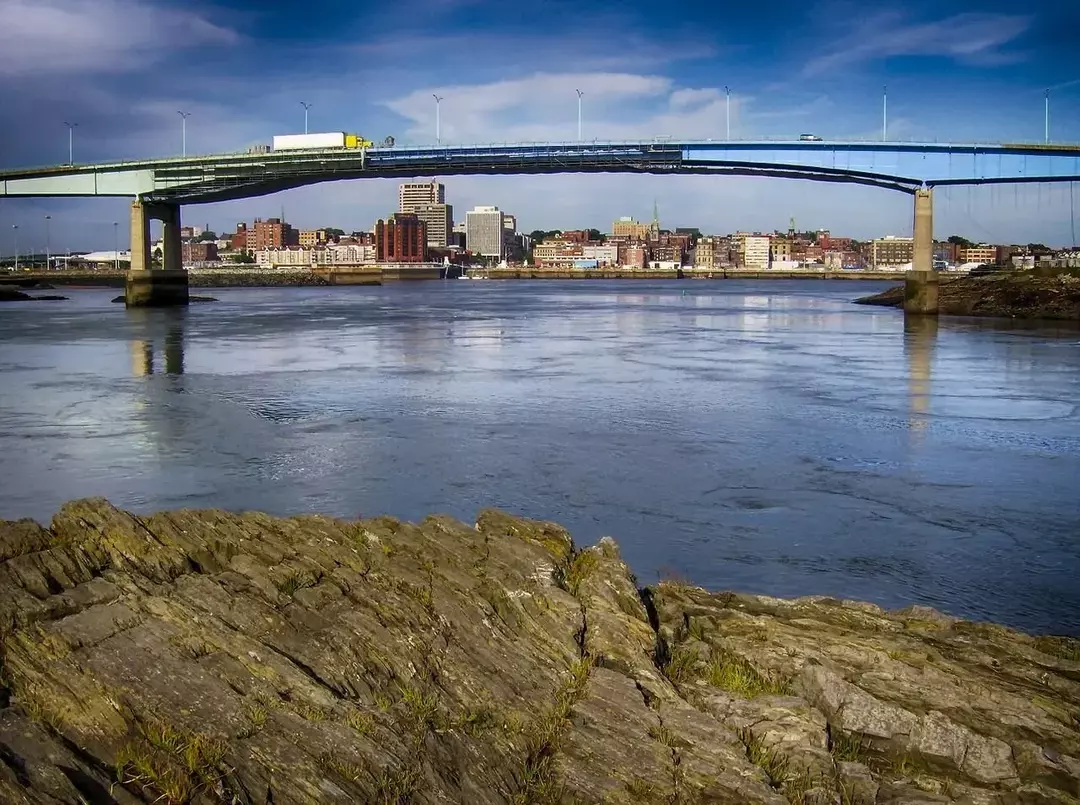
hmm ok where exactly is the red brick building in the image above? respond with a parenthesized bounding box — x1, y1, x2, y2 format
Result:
(375, 214, 427, 262)
(231, 223, 248, 251)
(182, 242, 219, 263)
(250, 218, 298, 250)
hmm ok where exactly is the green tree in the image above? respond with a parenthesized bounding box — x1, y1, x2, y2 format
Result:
(586, 228, 604, 242)
(1026, 243, 1050, 254)
(325, 228, 345, 237)
(947, 235, 972, 247)
(197, 230, 217, 242)
(230, 250, 255, 264)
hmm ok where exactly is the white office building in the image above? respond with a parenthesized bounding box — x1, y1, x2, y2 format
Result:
(466, 205, 506, 258)
(736, 233, 771, 269)
(398, 181, 445, 214)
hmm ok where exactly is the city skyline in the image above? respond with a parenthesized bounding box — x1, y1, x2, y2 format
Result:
(0, 0, 1078, 249)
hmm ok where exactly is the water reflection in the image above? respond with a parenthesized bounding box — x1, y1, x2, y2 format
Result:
(128, 310, 185, 377)
(903, 314, 938, 443)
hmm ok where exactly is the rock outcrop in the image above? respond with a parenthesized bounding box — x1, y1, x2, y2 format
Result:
(855, 273, 1080, 320)
(0, 500, 1077, 804)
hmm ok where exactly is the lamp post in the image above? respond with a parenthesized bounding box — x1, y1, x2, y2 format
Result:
(725, 86, 731, 140)
(64, 121, 78, 164)
(300, 102, 312, 134)
(575, 89, 584, 141)
(433, 95, 443, 144)
(45, 215, 51, 270)
(113, 222, 119, 271)
(12, 225, 18, 272)
(177, 111, 191, 156)
(882, 85, 888, 142)
(1045, 89, 1050, 144)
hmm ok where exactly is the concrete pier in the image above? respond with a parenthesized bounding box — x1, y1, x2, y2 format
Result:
(904, 188, 938, 315)
(125, 201, 189, 307)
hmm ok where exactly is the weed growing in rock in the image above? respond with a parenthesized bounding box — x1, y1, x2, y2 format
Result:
(344, 708, 376, 736)
(662, 645, 700, 685)
(558, 550, 600, 596)
(829, 730, 872, 764)
(374, 765, 421, 804)
(276, 569, 318, 597)
(319, 752, 366, 783)
(705, 648, 788, 698)
(114, 720, 227, 805)
(1034, 636, 1080, 662)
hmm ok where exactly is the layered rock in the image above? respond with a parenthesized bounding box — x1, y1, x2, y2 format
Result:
(855, 273, 1080, 320)
(0, 500, 1077, 804)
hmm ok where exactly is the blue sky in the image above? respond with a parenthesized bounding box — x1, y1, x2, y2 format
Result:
(0, 0, 1078, 251)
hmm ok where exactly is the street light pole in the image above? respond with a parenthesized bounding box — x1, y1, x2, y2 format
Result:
(64, 121, 78, 164)
(177, 111, 191, 156)
(882, 85, 888, 142)
(433, 95, 443, 144)
(113, 222, 119, 271)
(725, 86, 731, 140)
(12, 225, 18, 272)
(300, 102, 312, 135)
(575, 89, 584, 141)
(1045, 89, 1050, 144)
(45, 215, 51, 270)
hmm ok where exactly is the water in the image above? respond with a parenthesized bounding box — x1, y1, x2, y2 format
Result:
(2, 281, 1078, 635)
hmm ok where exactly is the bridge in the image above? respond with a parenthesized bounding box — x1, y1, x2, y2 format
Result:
(2, 139, 1079, 307)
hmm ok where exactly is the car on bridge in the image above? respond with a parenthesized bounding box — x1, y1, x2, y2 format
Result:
(799, 134, 823, 141)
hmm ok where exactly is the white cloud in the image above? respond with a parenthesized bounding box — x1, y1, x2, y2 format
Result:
(0, 0, 238, 76)
(804, 11, 1031, 75)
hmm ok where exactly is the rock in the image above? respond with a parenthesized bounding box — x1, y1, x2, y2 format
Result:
(854, 272, 1080, 320)
(29, 294, 68, 301)
(0, 287, 31, 301)
(0, 501, 1077, 803)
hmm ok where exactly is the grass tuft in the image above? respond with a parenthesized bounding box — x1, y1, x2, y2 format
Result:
(1034, 635, 1080, 662)
(114, 719, 227, 805)
(662, 644, 700, 685)
(706, 648, 788, 698)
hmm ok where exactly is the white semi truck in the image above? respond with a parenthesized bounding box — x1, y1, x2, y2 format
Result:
(271, 132, 374, 151)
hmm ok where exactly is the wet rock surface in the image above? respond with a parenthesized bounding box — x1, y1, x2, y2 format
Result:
(0, 500, 1077, 804)
(856, 273, 1080, 320)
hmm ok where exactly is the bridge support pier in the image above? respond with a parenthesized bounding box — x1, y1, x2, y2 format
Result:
(125, 200, 189, 308)
(904, 188, 938, 315)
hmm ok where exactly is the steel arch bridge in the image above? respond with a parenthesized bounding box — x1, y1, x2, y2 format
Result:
(2, 139, 1079, 205)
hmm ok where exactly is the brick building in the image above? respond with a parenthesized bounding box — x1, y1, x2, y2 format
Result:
(182, 242, 218, 263)
(375, 214, 427, 263)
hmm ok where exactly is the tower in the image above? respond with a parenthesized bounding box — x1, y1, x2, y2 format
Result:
(788, 217, 795, 239)
(649, 199, 660, 240)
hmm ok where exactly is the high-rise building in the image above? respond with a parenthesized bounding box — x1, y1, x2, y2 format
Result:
(466, 206, 506, 259)
(612, 216, 648, 240)
(416, 204, 453, 248)
(871, 236, 914, 268)
(249, 218, 298, 250)
(375, 213, 427, 262)
(398, 181, 445, 214)
(736, 233, 771, 269)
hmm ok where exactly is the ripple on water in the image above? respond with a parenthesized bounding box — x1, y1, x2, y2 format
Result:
(866, 394, 1075, 421)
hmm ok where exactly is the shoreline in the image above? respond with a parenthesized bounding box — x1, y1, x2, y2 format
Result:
(0, 499, 1077, 803)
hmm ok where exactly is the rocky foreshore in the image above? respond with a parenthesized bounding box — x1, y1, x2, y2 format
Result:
(1, 500, 1077, 804)
(855, 273, 1080, 320)
(188, 270, 330, 288)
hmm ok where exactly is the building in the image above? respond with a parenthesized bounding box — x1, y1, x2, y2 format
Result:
(611, 216, 649, 240)
(581, 244, 618, 265)
(416, 204, 453, 248)
(375, 213, 427, 262)
(248, 218, 298, 250)
(621, 244, 647, 269)
(649, 245, 683, 264)
(770, 238, 793, 263)
(328, 243, 377, 264)
(298, 229, 328, 247)
(398, 181, 445, 214)
(959, 245, 996, 265)
(694, 237, 718, 269)
(736, 233, 771, 269)
(533, 240, 582, 267)
(182, 242, 218, 263)
(561, 230, 591, 244)
(255, 247, 314, 268)
(465, 206, 506, 259)
(231, 223, 248, 251)
(871, 236, 915, 268)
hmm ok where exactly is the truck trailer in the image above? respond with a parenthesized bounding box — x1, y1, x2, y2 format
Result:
(271, 132, 373, 151)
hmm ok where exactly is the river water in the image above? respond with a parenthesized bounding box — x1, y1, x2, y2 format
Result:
(1, 281, 1078, 634)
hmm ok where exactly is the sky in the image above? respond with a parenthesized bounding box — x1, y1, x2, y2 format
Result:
(0, 0, 1078, 252)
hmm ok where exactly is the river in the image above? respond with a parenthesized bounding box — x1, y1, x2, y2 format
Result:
(1, 280, 1078, 635)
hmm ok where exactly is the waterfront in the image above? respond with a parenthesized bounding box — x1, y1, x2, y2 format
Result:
(1, 280, 1078, 634)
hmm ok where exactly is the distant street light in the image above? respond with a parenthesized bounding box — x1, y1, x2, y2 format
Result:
(724, 86, 731, 140)
(433, 95, 443, 144)
(113, 222, 119, 271)
(882, 85, 888, 142)
(177, 111, 191, 156)
(575, 89, 584, 141)
(12, 225, 18, 272)
(64, 121, 78, 164)
(45, 215, 51, 270)
(300, 102, 312, 135)
(1045, 89, 1050, 144)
